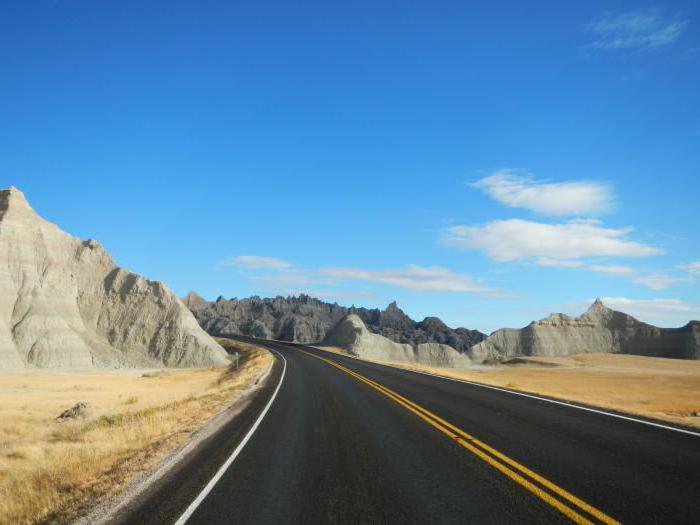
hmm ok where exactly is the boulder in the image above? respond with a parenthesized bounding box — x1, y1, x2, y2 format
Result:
(56, 402, 93, 421)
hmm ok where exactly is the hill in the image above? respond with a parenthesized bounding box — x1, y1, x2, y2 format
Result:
(469, 299, 700, 363)
(0, 186, 228, 368)
(321, 313, 472, 367)
(184, 293, 486, 351)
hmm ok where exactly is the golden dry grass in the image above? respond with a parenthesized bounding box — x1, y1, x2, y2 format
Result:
(378, 353, 700, 429)
(0, 339, 272, 525)
(316, 346, 346, 355)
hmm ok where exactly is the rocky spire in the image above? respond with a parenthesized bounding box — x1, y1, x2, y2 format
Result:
(588, 298, 607, 311)
(0, 186, 34, 218)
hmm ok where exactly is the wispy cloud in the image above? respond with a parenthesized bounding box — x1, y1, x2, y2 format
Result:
(633, 273, 687, 290)
(536, 258, 584, 268)
(585, 8, 688, 51)
(220, 256, 489, 293)
(680, 260, 700, 274)
(319, 265, 488, 292)
(217, 255, 293, 270)
(473, 169, 613, 216)
(442, 219, 660, 265)
(588, 264, 636, 276)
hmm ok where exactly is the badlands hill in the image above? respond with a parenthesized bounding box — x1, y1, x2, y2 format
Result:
(184, 293, 485, 351)
(0, 186, 228, 369)
(469, 299, 700, 364)
(322, 314, 472, 368)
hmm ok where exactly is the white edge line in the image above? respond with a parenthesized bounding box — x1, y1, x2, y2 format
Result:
(310, 346, 700, 439)
(175, 349, 287, 525)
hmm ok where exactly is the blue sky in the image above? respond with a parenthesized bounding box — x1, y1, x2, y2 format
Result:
(2, 1, 699, 332)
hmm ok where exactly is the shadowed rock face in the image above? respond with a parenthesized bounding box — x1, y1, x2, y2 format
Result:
(184, 294, 486, 351)
(468, 299, 700, 364)
(0, 187, 229, 369)
(321, 314, 473, 368)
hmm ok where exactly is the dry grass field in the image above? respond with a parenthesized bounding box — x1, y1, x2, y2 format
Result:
(0, 338, 272, 525)
(382, 353, 700, 429)
(315, 346, 700, 430)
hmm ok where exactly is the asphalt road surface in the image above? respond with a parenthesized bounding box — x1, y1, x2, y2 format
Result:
(115, 338, 700, 525)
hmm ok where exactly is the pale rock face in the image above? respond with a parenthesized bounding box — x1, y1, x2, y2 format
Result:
(0, 186, 229, 369)
(322, 314, 472, 368)
(468, 299, 700, 364)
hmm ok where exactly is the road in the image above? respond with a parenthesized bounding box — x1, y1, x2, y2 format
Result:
(115, 338, 700, 524)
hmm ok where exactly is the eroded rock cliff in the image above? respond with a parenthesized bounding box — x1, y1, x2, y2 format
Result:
(185, 293, 485, 351)
(469, 299, 700, 363)
(0, 187, 229, 369)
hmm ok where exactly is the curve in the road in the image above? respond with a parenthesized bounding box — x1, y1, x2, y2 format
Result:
(175, 349, 288, 525)
(115, 337, 700, 525)
(295, 347, 618, 525)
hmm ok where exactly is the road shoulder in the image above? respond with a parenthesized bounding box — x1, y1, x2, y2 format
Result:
(78, 346, 281, 525)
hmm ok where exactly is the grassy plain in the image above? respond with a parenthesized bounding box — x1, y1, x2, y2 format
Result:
(0, 338, 272, 524)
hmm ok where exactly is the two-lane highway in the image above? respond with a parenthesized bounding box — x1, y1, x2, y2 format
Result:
(115, 338, 700, 524)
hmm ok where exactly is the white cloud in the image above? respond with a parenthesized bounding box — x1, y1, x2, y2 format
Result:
(681, 260, 700, 274)
(252, 269, 330, 286)
(320, 265, 488, 292)
(473, 169, 613, 216)
(600, 297, 700, 325)
(588, 264, 636, 275)
(633, 273, 686, 290)
(442, 219, 661, 264)
(537, 258, 584, 268)
(221, 255, 293, 270)
(586, 8, 688, 50)
(220, 256, 489, 293)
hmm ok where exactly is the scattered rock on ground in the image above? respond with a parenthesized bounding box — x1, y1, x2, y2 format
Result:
(56, 402, 93, 421)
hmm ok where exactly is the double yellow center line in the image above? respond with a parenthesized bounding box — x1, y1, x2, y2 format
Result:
(298, 348, 619, 525)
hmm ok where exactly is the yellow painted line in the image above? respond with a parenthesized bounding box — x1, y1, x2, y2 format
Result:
(298, 348, 620, 525)
(337, 363, 618, 525)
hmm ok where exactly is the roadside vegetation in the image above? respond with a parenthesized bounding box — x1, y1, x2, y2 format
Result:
(0, 338, 272, 525)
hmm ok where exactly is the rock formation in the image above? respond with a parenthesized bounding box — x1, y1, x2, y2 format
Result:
(185, 293, 486, 351)
(0, 186, 229, 369)
(469, 299, 700, 363)
(322, 314, 472, 368)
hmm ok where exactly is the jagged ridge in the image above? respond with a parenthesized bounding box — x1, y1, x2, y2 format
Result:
(468, 299, 700, 363)
(183, 293, 486, 352)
